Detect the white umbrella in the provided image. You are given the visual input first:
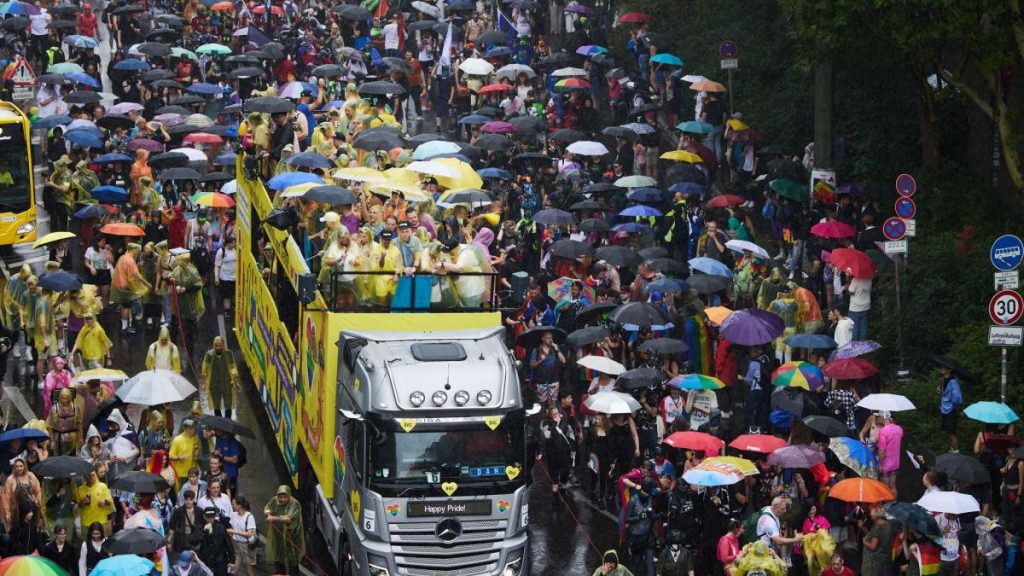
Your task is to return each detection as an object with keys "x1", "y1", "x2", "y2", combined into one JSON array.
[
  {"x1": 552, "y1": 67, "x2": 587, "y2": 77},
  {"x1": 681, "y1": 74, "x2": 708, "y2": 83},
  {"x1": 185, "y1": 113, "x2": 213, "y2": 128},
  {"x1": 725, "y1": 239, "x2": 770, "y2": 260},
  {"x1": 566, "y1": 141, "x2": 609, "y2": 157},
  {"x1": 220, "y1": 179, "x2": 237, "y2": 194},
  {"x1": 458, "y1": 58, "x2": 494, "y2": 76},
  {"x1": 917, "y1": 491, "x2": 980, "y2": 514},
  {"x1": 584, "y1": 391, "x2": 641, "y2": 414},
  {"x1": 577, "y1": 355, "x2": 626, "y2": 376},
  {"x1": 496, "y1": 64, "x2": 535, "y2": 80},
  {"x1": 168, "y1": 147, "x2": 207, "y2": 162},
  {"x1": 117, "y1": 369, "x2": 197, "y2": 406},
  {"x1": 856, "y1": 393, "x2": 916, "y2": 412},
  {"x1": 412, "y1": 0, "x2": 441, "y2": 18},
  {"x1": 232, "y1": 27, "x2": 248, "y2": 37},
  {"x1": 407, "y1": 160, "x2": 460, "y2": 179},
  {"x1": 108, "y1": 102, "x2": 144, "y2": 114}
]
